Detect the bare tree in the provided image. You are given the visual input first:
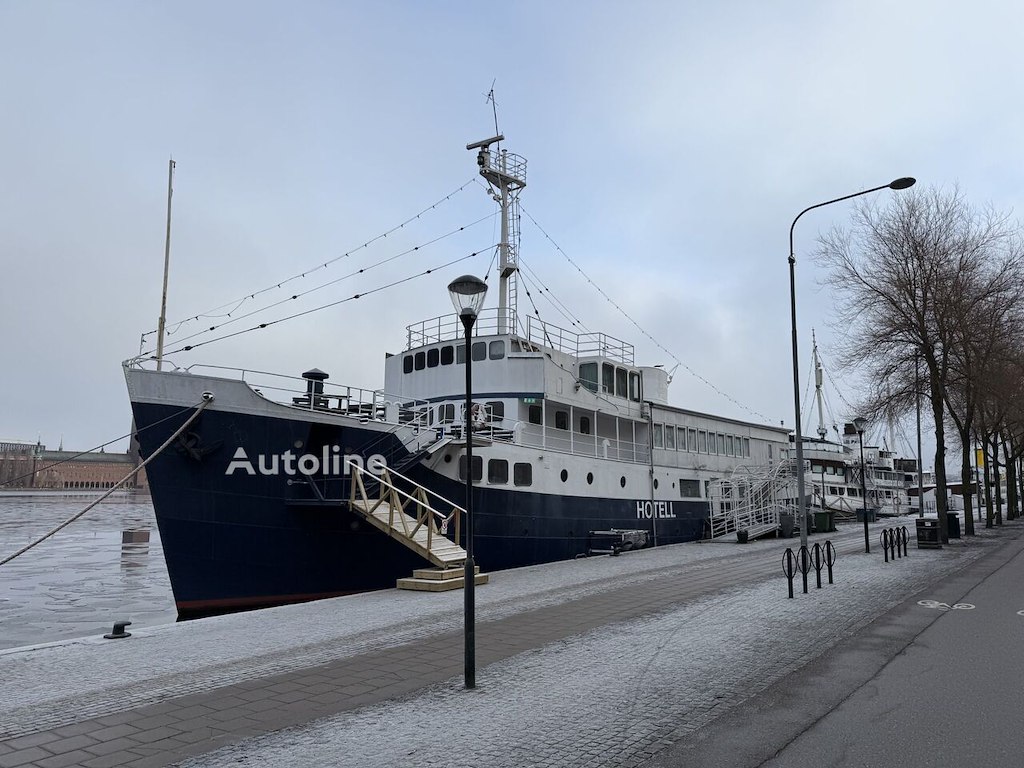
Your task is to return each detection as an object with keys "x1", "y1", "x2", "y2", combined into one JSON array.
[{"x1": 816, "y1": 187, "x2": 1024, "y2": 543}]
